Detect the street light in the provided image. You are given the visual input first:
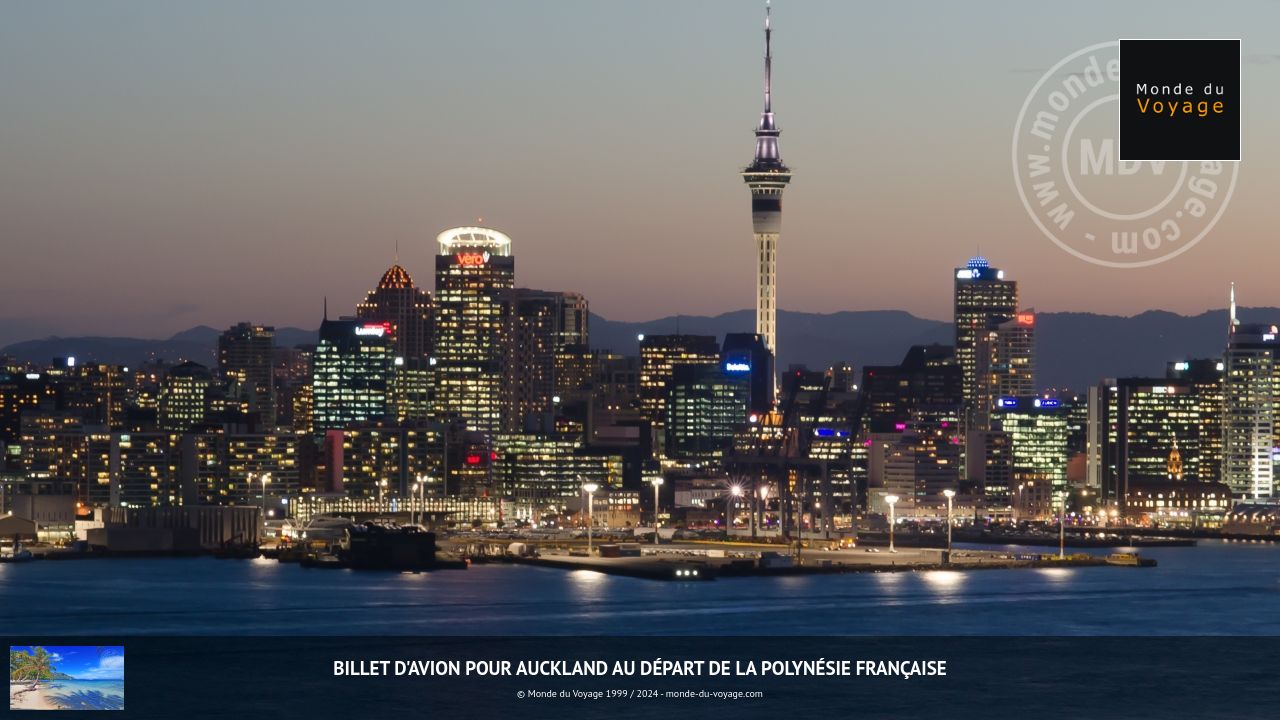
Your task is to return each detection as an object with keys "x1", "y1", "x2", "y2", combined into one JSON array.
[
  {"x1": 1057, "y1": 490, "x2": 1066, "y2": 560},
  {"x1": 582, "y1": 482, "x2": 599, "y2": 555},
  {"x1": 759, "y1": 485, "x2": 771, "y2": 533},
  {"x1": 650, "y1": 477, "x2": 664, "y2": 546},
  {"x1": 943, "y1": 489, "x2": 956, "y2": 561},
  {"x1": 885, "y1": 494, "x2": 899, "y2": 553},
  {"x1": 729, "y1": 484, "x2": 743, "y2": 536},
  {"x1": 414, "y1": 475, "x2": 425, "y2": 526},
  {"x1": 257, "y1": 472, "x2": 271, "y2": 523}
]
